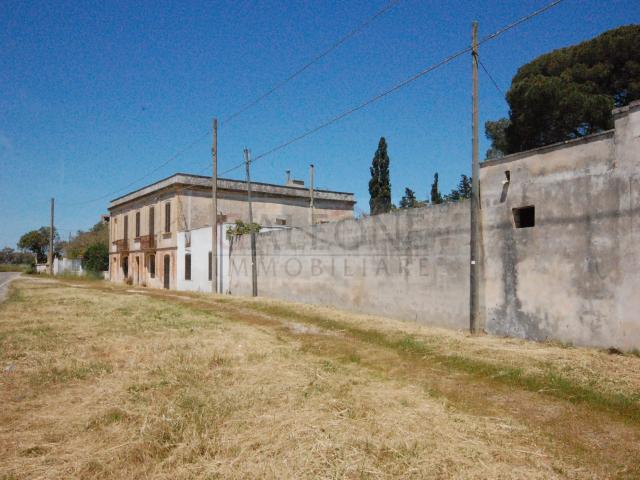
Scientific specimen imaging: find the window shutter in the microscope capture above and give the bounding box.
[149,207,155,236]
[165,203,171,233]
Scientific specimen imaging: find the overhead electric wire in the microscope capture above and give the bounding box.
[59,132,210,207]
[478,58,505,96]
[219,0,566,176]
[61,0,403,207]
[221,0,403,126]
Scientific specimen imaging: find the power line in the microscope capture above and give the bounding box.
[59,132,210,207]
[220,0,403,126]
[220,0,566,175]
[61,0,402,207]
[478,57,505,96]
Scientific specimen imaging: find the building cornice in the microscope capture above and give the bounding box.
[109,173,355,210]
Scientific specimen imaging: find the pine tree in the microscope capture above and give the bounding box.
[444,174,472,203]
[399,188,418,208]
[368,137,392,215]
[430,173,443,204]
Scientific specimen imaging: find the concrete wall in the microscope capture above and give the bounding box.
[480,101,640,349]
[229,202,471,331]
[229,102,640,350]
[53,257,83,276]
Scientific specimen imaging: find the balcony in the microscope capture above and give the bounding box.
[113,239,129,253]
[139,234,156,250]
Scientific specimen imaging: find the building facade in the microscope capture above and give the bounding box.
[107,173,355,290]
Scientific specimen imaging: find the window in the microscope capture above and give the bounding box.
[208,252,212,281]
[275,218,287,226]
[513,206,535,228]
[165,203,171,233]
[185,254,191,280]
[135,211,140,238]
[124,215,128,240]
[149,255,155,278]
[149,207,155,236]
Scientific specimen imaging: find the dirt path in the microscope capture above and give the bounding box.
[1,277,639,479]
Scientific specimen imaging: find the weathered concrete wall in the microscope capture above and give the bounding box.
[229,202,471,331]
[480,101,640,349]
[230,102,640,350]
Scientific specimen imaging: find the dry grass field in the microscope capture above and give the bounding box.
[1,276,640,479]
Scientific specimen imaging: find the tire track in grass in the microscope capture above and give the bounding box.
[48,278,640,478]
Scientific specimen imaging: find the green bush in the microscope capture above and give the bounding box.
[82,243,109,273]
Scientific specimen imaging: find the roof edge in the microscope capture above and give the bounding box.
[109,172,355,208]
[480,129,615,168]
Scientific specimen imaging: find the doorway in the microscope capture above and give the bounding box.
[163,255,170,289]
[122,256,129,280]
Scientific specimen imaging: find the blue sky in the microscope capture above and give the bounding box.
[1,0,638,247]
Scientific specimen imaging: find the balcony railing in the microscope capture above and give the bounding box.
[113,239,129,253]
[139,234,156,250]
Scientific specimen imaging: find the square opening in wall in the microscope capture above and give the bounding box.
[513,206,535,228]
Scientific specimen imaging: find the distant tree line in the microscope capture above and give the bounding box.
[0,247,37,265]
[368,136,472,215]
[9,221,109,273]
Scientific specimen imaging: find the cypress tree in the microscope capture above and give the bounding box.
[368,137,391,215]
[430,173,443,204]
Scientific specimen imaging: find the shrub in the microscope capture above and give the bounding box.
[82,242,109,273]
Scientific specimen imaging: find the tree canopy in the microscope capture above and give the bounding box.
[82,243,109,273]
[487,24,640,156]
[445,175,472,202]
[368,137,392,215]
[17,227,60,263]
[399,188,420,208]
[65,221,108,259]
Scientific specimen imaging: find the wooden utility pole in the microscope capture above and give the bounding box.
[244,148,258,297]
[470,21,481,334]
[211,118,218,294]
[309,163,315,225]
[48,198,55,274]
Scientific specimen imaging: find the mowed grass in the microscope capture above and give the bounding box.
[1,278,640,479]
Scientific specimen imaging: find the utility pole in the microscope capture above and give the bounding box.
[48,198,55,275]
[211,118,218,294]
[309,163,315,225]
[470,21,481,334]
[244,148,258,297]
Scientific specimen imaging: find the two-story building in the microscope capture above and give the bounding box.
[107,173,355,290]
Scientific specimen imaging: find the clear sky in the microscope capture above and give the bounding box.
[1,0,638,248]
